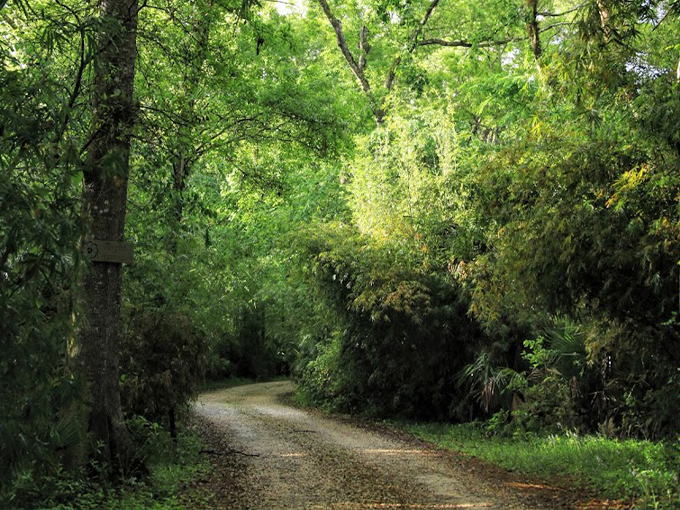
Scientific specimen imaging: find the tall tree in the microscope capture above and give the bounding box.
[80,0,138,465]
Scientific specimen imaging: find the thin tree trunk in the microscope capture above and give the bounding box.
[316,0,440,124]
[169,9,211,254]
[170,156,187,255]
[80,0,138,468]
[596,0,611,43]
[169,406,177,445]
[315,0,384,123]
[526,0,541,58]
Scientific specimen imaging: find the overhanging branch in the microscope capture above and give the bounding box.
[419,22,568,50]
[419,37,519,48]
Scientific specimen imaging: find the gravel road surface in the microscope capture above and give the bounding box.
[187,381,609,510]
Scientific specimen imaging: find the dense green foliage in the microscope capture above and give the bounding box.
[288,0,680,441]
[294,222,484,419]
[1,1,90,501]
[3,0,680,506]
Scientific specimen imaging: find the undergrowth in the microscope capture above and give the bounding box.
[2,419,208,510]
[401,421,680,509]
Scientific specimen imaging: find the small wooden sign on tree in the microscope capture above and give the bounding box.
[84,239,134,264]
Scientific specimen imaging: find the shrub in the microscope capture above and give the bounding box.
[120,311,208,437]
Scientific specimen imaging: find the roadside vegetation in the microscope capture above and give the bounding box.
[4,422,206,510]
[404,421,680,509]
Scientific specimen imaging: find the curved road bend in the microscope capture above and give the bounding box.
[193,380,597,510]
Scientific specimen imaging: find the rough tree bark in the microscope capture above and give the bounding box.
[80,0,138,467]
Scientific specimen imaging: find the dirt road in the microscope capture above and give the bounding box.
[188,381,599,510]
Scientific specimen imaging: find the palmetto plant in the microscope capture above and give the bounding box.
[460,320,588,415]
[458,351,526,414]
[527,320,588,379]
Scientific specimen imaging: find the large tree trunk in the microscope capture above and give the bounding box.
[80,0,138,468]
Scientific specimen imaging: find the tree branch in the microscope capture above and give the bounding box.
[51,0,95,147]
[419,36,519,48]
[317,0,442,120]
[527,0,541,58]
[539,22,572,32]
[200,448,260,457]
[316,0,370,96]
[653,1,678,31]
[384,56,401,92]
[419,21,568,51]
[408,0,440,52]
[358,25,369,71]
[384,0,440,91]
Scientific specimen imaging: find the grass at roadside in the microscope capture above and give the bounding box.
[93,418,211,510]
[399,421,680,509]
